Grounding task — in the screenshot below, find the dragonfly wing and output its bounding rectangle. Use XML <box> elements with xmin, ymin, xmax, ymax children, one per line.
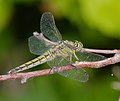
<box><xmin>47</xmin><ymin>56</ymin><xmax>89</xmax><ymax>82</ymax></box>
<box><xmin>60</xmin><ymin>67</ymin><xmax>89</xmax><ymax>82</ymax></box>
<box><xmin>28</xmin><ymin>36</ymin><xmax>53</xmax><ymax>55</ymax></box>
<box><xmin>40</xmin><ymin>12</ymin><xmax>62</xmax><ymax>42</ymax></box>
<box><xmin>76</xmin><ymin>51</ymin><xmax>106</xmax><ymax>62</ymax></box>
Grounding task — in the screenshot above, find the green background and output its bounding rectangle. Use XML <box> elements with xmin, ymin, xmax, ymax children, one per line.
<box><xmin>0</xmin><ymin>0</ymin><xmax>120</xmax><ymax>101</ymax></box>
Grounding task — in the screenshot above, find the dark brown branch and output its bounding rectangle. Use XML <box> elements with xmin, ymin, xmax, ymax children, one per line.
<box><xmin>0</xmin><ymin>51</ymin><xmax>120</xmax><ymax>82</ymax></box>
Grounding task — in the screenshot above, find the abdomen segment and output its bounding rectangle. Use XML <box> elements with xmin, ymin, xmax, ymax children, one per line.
<box><xmin>8</xmin><ymin>53</ymin><xmax>53</xmax><ymax>74</ymax></box>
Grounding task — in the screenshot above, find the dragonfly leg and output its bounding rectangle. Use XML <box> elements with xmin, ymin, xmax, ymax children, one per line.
<box><xmin>48</xmin><ymin>67</ymin><xmax>59</xmax><ymax>74</ymax></box>
<box><xmin>73</xmin><ymin>51</ymin><xmax>79</xmax><ymax>60</ymax></box>
<box><xmin>69</xmin><ymin>54</ymin><xmax>72</xmax><ymax>62</ymax></box>
<box><xmin>68</xmin><ymin>54</ymin><xmax>74</xmax><ymax>64</ymax></box>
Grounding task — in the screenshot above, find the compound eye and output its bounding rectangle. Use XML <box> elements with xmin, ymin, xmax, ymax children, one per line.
<box><xmin>75</xmin><ymin>43</ymin><xmax>78</xmax><ymax>47</ymax></box>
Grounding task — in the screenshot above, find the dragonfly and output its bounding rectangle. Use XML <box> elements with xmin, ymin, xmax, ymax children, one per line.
<box><xmin>8</xmin><ymin>12</ymin><xmax>105</xmax><ymax>82</ymax></box>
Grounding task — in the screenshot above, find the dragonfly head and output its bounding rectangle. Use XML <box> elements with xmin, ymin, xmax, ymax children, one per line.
<box><xmin>74</xmin><ymin>41</ymin><xmax>83</xmax><ymax>52</ymax></box>
<box><xmin>64</xmin><ymin>40</ymin><xmax>83</xmax><ymax>52</ymax></box>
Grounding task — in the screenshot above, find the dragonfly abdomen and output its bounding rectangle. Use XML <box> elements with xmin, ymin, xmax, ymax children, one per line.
<box><xmin>8</xmin><ymin>51</ymin><xmax>55</xmax><ymax>74</ymax></box>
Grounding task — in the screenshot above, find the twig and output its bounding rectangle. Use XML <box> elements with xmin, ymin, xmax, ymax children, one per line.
<box><xmin>0</xmin><ymin>48</ymin><xmax>120</xmax><ymax>81</ymax></box>
<box><xmin>118</xmin><ymin>96</ymin><xmax>120</xmax><ymax>101</ymax></box>
<box><xmin>83</xmin><ymin>48</ymin><xmax>120</xmax><ymax>54</ymax></box>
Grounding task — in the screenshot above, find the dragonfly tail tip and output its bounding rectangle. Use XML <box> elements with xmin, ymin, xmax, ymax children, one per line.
<box><xmin>7</xmin><ymin>69</ymin><xmax>17</xmax><ymax>74</ymax></box>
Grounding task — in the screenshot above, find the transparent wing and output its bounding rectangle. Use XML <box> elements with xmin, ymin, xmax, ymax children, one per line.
<box><xmin>47</xmin><ymin>56</ymin><xmax>89</xmax><ymax>82</ymax></box>
<box><xmin>40</xmin><ymin>12</ymin><xmax>62</xmax><ymax>42</ymax></box>
<box><xmin>28</xmin><ymin>36</ymin><xmax>53</xmax><ymax>55</ymax></box>
<box><xmin>76</xmin><ymin>51</ymin><xmax>106</xmax><ymax>62</ymax></box>
<box><xmin>47</xmin><ymin>52</ymin><xmax>106</xmax><ymax>82</ymax></box>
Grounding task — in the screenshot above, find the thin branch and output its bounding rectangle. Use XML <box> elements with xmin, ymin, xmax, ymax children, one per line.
<box><xmin>0</xmin><ymin>49</ymin><xmax>120</xmax><ymax>81</ymax></box>
<box><xmin>83</xmin><ymin>48</ymin><xmax>120</xmax><ymax>54</ymax></box>
<box><xmin>118</xmin><ymin>96</ymin><xmax>120</xmax><ymax>101</ymax></box>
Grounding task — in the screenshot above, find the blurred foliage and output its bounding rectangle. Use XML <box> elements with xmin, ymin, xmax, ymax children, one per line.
<box><xmin>44</xmin><ymin>0</ymin><xmax>120</xmax><ymax>39</ymax></box>
<box><xmin>0</xmin><ymin>0</ymin><xmax>120</xmax><ymax>101</ymax></box>
<box><xmin>80</xmin><ymin>0</ymin><xmax>120</xmax><ymax>39</ymax></box>
<box><xmin>0</xmin><ymin>0</ymin><xmax>13</xmax><ymax>31</ymax></box>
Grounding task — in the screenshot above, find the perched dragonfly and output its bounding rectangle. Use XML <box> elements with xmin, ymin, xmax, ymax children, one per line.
<box><xmin>8</xmin><ymin>12</ymin><xmax>105</xmax><ymax>82</ymax></box>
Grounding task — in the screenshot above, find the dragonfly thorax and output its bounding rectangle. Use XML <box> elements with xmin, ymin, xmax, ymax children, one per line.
<box><xmin>64</xmin><ymin>40</ymin><xmax>83</xmax><ymax>52</ymax></box>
